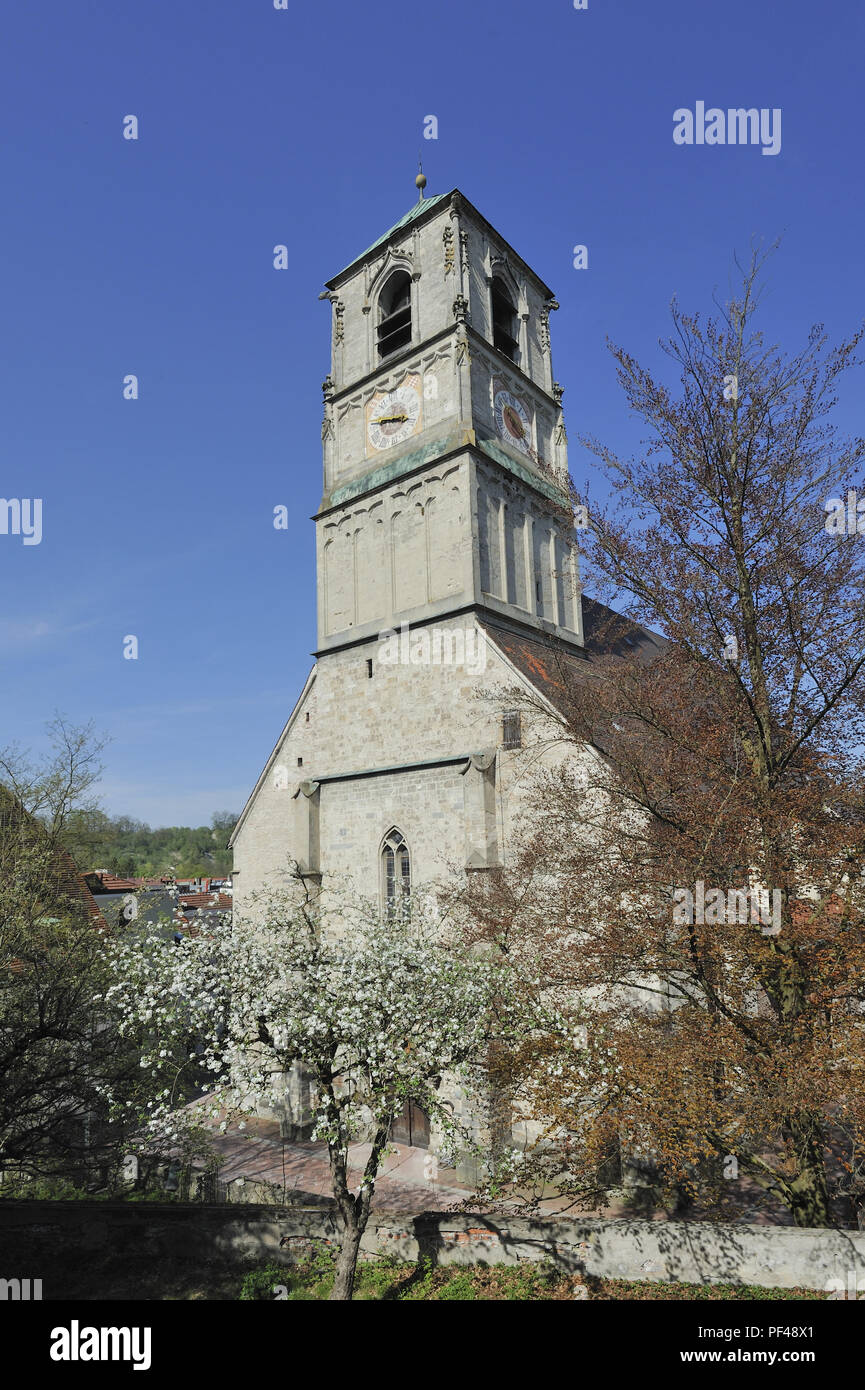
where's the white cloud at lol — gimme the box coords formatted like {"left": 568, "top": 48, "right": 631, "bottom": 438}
{"left": 0, "top": 617, "right": 97, "bottom": 649}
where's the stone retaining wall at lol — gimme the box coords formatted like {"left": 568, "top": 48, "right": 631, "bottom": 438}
{"left": 2, "top": 1202, "right": 864, "bottom": 1292}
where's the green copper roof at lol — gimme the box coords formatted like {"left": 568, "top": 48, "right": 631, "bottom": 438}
{"left": 328, "top": 191, "right": 451, "bottom": 284}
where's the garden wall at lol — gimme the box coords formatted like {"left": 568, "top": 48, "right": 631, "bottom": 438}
{"left": 3, "top": 1201, "right": 865, "bottom": 1293}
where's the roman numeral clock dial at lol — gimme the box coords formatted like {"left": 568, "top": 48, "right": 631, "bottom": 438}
{"left": 366, "top": 374, "right": 422, "bottom": 453}
{"left": 493, "top": 386, "right": 532, "bottom": 458}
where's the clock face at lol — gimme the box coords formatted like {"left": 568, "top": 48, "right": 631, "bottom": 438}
{"left": 493, "top": 387, "right": 532, "bottom": 457}
{"left": 366, "top": 375, "right": 422, "bottom": 452}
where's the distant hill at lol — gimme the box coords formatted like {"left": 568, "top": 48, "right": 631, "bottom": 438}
{"left": 61, "top": 808, "right": 238, "bottom": 879}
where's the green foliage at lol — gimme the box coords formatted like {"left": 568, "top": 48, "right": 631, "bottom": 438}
{"left": 121, "top": 1188, "right": 183, "bottom": 1203}
{"left": 495, "top": 1261, "right": 562, "bottom": 1300}
{"left": 239, "top": 1266, "right": 296, "bottom": 1301}
{"left": 63, "top": 809, "right": 238, "bottom": 878}
{"left": 0, "top": 1175, "right": 184, "bottom": 1202}
{"left": 351, "top": 1254, "right": 408, "bottom": 1299}
{"left": 235, "top": 1255, "right": 827, "bottom": 1301}
{"left": 432, "top": 1271, "right": 478, "bottom": 1301}
{"left": 239, "top": 1250, "right": 337, "bottom": 1300}
{"left": 0, "top": 1175, "right": 94, "bottom": 1201}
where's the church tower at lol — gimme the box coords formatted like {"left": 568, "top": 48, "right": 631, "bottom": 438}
{"left": 316, "top": 179, "right": 582, "bottom": 654}
{"left": 232, "top": 179, "right": 586, "bottom": 930}
{"left": 231, "top": 180, "right": 592, "bottom": 1150}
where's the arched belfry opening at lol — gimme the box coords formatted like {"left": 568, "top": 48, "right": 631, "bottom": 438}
{"left": 381, "top": 826, "right": 411, "bottom": 917}
{"left": 377, "top": 270, "right": 412, "bottom": 360}
{"left": 491, "top": 275, "right": 519, "bottom": 362}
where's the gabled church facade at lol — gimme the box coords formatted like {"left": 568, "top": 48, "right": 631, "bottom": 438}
{"left": 229, "top": 183, "right": 646, "bottom": 1151}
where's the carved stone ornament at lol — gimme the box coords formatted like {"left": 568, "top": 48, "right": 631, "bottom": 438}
{"left": 442, "top": 226, "right": 455, "bottom": 275}
{"left": 540, "top": 298, "right": 560, "bottom": 352}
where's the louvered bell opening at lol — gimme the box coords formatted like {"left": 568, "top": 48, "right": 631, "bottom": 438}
{"left": 492, "top": 283, "right": 518, "bottom": 362}
{"left": 377, "top": 274, "right": 412, "bottom": 359}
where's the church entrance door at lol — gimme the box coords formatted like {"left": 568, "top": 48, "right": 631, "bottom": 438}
{"left": 390, "top": 1099, "right": 430, "bottom": 1149}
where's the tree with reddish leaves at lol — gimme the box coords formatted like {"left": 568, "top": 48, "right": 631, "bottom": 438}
{"left": 465, "top": 249, "right": 865, "bottom": 1228}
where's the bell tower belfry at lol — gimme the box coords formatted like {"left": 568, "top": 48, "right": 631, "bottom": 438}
{"left": 315, "top": 181, "right": 583, "bottom": 655}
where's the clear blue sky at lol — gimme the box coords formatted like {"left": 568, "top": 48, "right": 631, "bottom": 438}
{"left": 1, "top": 0, "right": 862, "bottom": 827}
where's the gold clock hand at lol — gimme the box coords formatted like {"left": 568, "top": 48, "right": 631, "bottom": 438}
{"left": 373, "top": 414, "right": 409, "bottom": 425}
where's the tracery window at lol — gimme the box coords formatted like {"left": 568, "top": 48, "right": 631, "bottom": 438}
{"left": 381, "top": 827, "right": 411, "bottom": 917}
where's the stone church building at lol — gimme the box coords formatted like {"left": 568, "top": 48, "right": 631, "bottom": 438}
{"left": 229, "top": 180, "right": 655, "bottom": 1151}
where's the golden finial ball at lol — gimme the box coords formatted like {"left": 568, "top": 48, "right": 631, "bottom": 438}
{"left": 416, "top": 172, "right": 427, "bottom": 191}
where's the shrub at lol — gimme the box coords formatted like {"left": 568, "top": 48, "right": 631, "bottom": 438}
{"left": 238, "top": 1266, "right": 294, "bottom": 1301}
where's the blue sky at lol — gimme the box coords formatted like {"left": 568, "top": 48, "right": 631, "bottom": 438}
{"left": 0, "top": 0, "right": 862, "bottom": 827}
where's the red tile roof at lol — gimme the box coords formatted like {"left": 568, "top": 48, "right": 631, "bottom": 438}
{"left": 480, "top": 599, "right": 665, "bottom": 720}
{"left": 47, "top": 846, "right": 108, "bottom": 931}
{"left": 88, "top": 873, "right": 140, "bottom": 892}
{"left": 179, "top": 892, "right": 232, "bottom": 910}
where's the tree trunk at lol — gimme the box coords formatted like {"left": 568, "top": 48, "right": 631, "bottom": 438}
{"left": 786, "top": 1114, "right": 831, "bottom": 1228}
{"left": 330, "top": 1219, "right": 363, "bottom": 1301}
{"left": 326, "top": 1121, "right": 389, "bottom": 1300}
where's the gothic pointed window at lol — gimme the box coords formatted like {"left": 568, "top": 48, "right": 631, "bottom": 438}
{"left": 377, "top": 271, "right": 412, "bottom": 360}
{"left": 491, "top": 278, "right": 519, "bottom": 362}
{"left": 381, "top": 827, "right": 411, "bottom": 918}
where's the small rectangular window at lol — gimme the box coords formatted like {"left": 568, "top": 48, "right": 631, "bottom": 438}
{"left": 502, "top": 711, "right": 522, "bottom": 749}
{"left": 366, "top": 658, "right": 373, "bottom": 678}
{"left": 297, "top": 757, "right": 303, "bottom": 767}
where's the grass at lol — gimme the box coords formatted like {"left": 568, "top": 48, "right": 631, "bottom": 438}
{"left": 236, "top": 1253, "right": 827, "bottom": 1302}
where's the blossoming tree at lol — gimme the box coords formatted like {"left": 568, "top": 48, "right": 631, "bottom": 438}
{"left": 107, "top": 884, "right": 512, "bottom": 1299}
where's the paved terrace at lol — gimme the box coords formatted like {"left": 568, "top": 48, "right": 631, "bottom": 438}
{"left": 199, "top": 1115, "right": 801, "bottom": 1225}
{"left": 205, "top": 1117, "right": 471, "bottom": 1213}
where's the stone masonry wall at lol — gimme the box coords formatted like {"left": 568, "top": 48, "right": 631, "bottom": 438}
{"left": 232, "top": 615, "right": 574, "bottom": 917}
{"left": 4, "top": 1203, "right": 864, "bottom": 1294}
